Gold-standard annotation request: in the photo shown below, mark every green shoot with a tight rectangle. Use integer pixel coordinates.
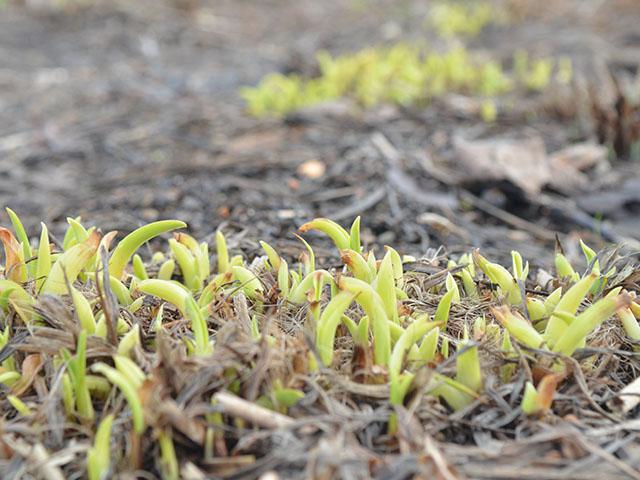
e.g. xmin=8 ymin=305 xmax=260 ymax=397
xmin=91 ymin=362 xmax=145 ymax=433
xmin=109 ymin=220 xmax=186 ymax=279
xmin=43 ymin=231 xmax=101 ymax=294
xmin=299 ymin=218 xmax=350 ymax=251
xmin=87 ymin=414 xmax=114 ymax=480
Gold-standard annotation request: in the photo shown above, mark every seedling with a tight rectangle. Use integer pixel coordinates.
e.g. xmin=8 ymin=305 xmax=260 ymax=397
xmin=87 ymin=414 xmax=114 ymax=480
xmin=1 ymin=210 xmax=638 ymax=477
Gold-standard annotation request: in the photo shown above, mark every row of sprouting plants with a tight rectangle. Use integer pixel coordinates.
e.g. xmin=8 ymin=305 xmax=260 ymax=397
xmin=0 ymin=210 xmax=637 ymax=479
xmin=241 ymin=43 xmax=572 ymax=121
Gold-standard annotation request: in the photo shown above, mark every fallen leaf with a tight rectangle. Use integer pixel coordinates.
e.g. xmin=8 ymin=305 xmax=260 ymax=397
xmin=12 ymin=354 xmax=43 ymax=396
xmin=610 ymin=375 xmax=640 ymax=413
xmin=453 ymin=134 xmax=550 ymax=195
xmin=547 ymin=142 xmax=608 ymax=194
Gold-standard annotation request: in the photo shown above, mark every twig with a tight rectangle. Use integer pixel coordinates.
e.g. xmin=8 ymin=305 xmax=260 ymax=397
xmin=213 ymin=392 xmax=294 ymax=429
xmin=573 ymin=435 xmax=640 ymax=480
xmin=328 ymin=185 xmax=387 ymax=221
xmin=372 ymin=132 xmax=556 ymax=241
xmin=424 ymin=435 xmax=461 ymax=480
xmin=96 ymin=248 xmax=119 ymax=346
xmin=610 ymin=375 xmax=640 ymax=413
xmin=371 ymin=132 xmax=458 ymax=210
xmin=459 ymin=190 xmax=556 ymax=242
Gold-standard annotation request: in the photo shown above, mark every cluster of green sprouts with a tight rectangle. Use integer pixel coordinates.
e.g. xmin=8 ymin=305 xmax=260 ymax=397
xmin=428 ymin=1 xmax=501 ymax=38
xmin=242 ymin=43 xmax=572 ymax=121
xmin=0 ymin=210 xmax=637 ymax=477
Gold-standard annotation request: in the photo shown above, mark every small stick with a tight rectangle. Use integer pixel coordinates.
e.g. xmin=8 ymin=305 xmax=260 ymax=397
xmin=424 ymin=435 xmax=460 ymax=480
xmin=213 ymin=392 xmax=294 ymax=429
xmin=459 ymin=190 xmax=556 ymax=242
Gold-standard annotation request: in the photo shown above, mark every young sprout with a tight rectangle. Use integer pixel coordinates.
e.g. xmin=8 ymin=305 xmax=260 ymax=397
xmin=473 ymin=250 xmax=521 ymax=304
xmin=349 ymin=216 xmax=362 ymax=253
xmin=492 ymin=306 xmax=544 ymax=349
xmin=137 ymin=279 xmax=189 ymax=313
xmin=521 ymin=374 xmax=560 ymax=415
xmin=0 ymin=279 xmax=34 ymax=323
xmin=177 ymin=233 xmax=210 ymax=286
xmin=169 ymin=238 xmax=201 ymax=292
xmin=288 ymin=270 xmax=331 ymax=305
xmin=137 ymin=279 xmax=212 ymax=355
xmin=618 ymin=307 xmax=640 ymax=342
xmin=579 ymin=239 xmax=598 ymax=267
xmin=157 ymin=429 xmax=179 ymax=480
xmin=67 ymin=217 xmax=91 ymax=245
xmin=87 ymin=414 xmax=114 ymax=480
xmin=373 ymin=249 xmax=399 ymax=323
xmin=232 ymin=266 xmax=264 ymax=300
xmin=91 ymin=362 xmax=145 ymax=433
xmin=157 ymin=259 xmax=175 ymax=280
xmin=434 ymin=288 xmax=455 ymax=327
xmin=526 ymin=297 xmax=547 ymax=323
xmin=544 ymin=272 xmax=598 ymax=346
xmin=0 ymin=227 xmax=27 ymax=283
xmin=132 ymin=254 xmax=148 ymax=280
xmin=500 ymin=330 xmax=516 ymax=382
xmin=407 ymin=326 xmax=440 ymax=366
xmin=473 ymin=315 xmax=488 ymax=341
xmin=386 ymin=247 xmax=404 ymax=289
xmin=277 ymin=260 xmax=290 ymax=297
xmin=429 ymin=374 xmax=477 ymax=411
xmin=70 ymin=286 xmax=96 ymax=334
xmin=6 ymin=208 xmax=33 ymax=277
xmin=445 ymin=273 xmax=460 ymax=303
xmin=441 ymin=337 xmax=450 ymax=359
xmin=339 ymin=276 xmax=391 ymax=365
xmin=184 ymin=295 xmax=213 ymax=356
xmin=315 ymin=291 xmax=356 ymax=366
xmin=35 ymin=223 xmax=52 ymax=291
xmin=456 ymin=328 xmax=482 ymax=393
xmin=544 ymin=287 xmax=563 ymax=314
xmin=128 ymin=296 xmax=144 ymax=314
xmin=259 ymin=240 xmax=281 ymax=272
xmin=65 ymin=330 xmax=94 ymax=420
xmin=117 ymin=324 xmax=140 ymax=357
xmin=340 ymin=249 xmax=373 ymax=282
xmin=299 ymin=218 xmax=351 ymax=251
xmin=43 ymin=231 xmax=101 ymax=295
xmin=270 ymin=379 xmax=305 ymax=413
xmin=215 ymin=230 xmax=230 ymax=274
xmin=555 ymin=252 xmax=579 ymax=282
xmin=89 ymin=274 xmax=133 ymax=306
xmin=389 ymin=317 xmax=437 ymax=404
xmin=429 ymin=1 xmax=495 ymax=38
xmin=294 ymin=233 xmax=316 ymax=275
xmin=458 ymin=265 xmax=477 ymax=298
xmin=153 ymin=303 xmax=165 ymax=333
xmin=511 ymin=250 xmax=529 ymax=281
xmin=60 ymin=373 xmax=74 ymax=415
xmin=109 ymin=220 xmax=187 ymax=280
xmin=552 ymin=293 xmax=631 ymax=356
xmin=0 ymin=370 xmax=20 ymax=386
xmin=8 ymin=395 xmax=33 ymax=416
xmin=525 ymin=57 xmax=554 ymax=91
